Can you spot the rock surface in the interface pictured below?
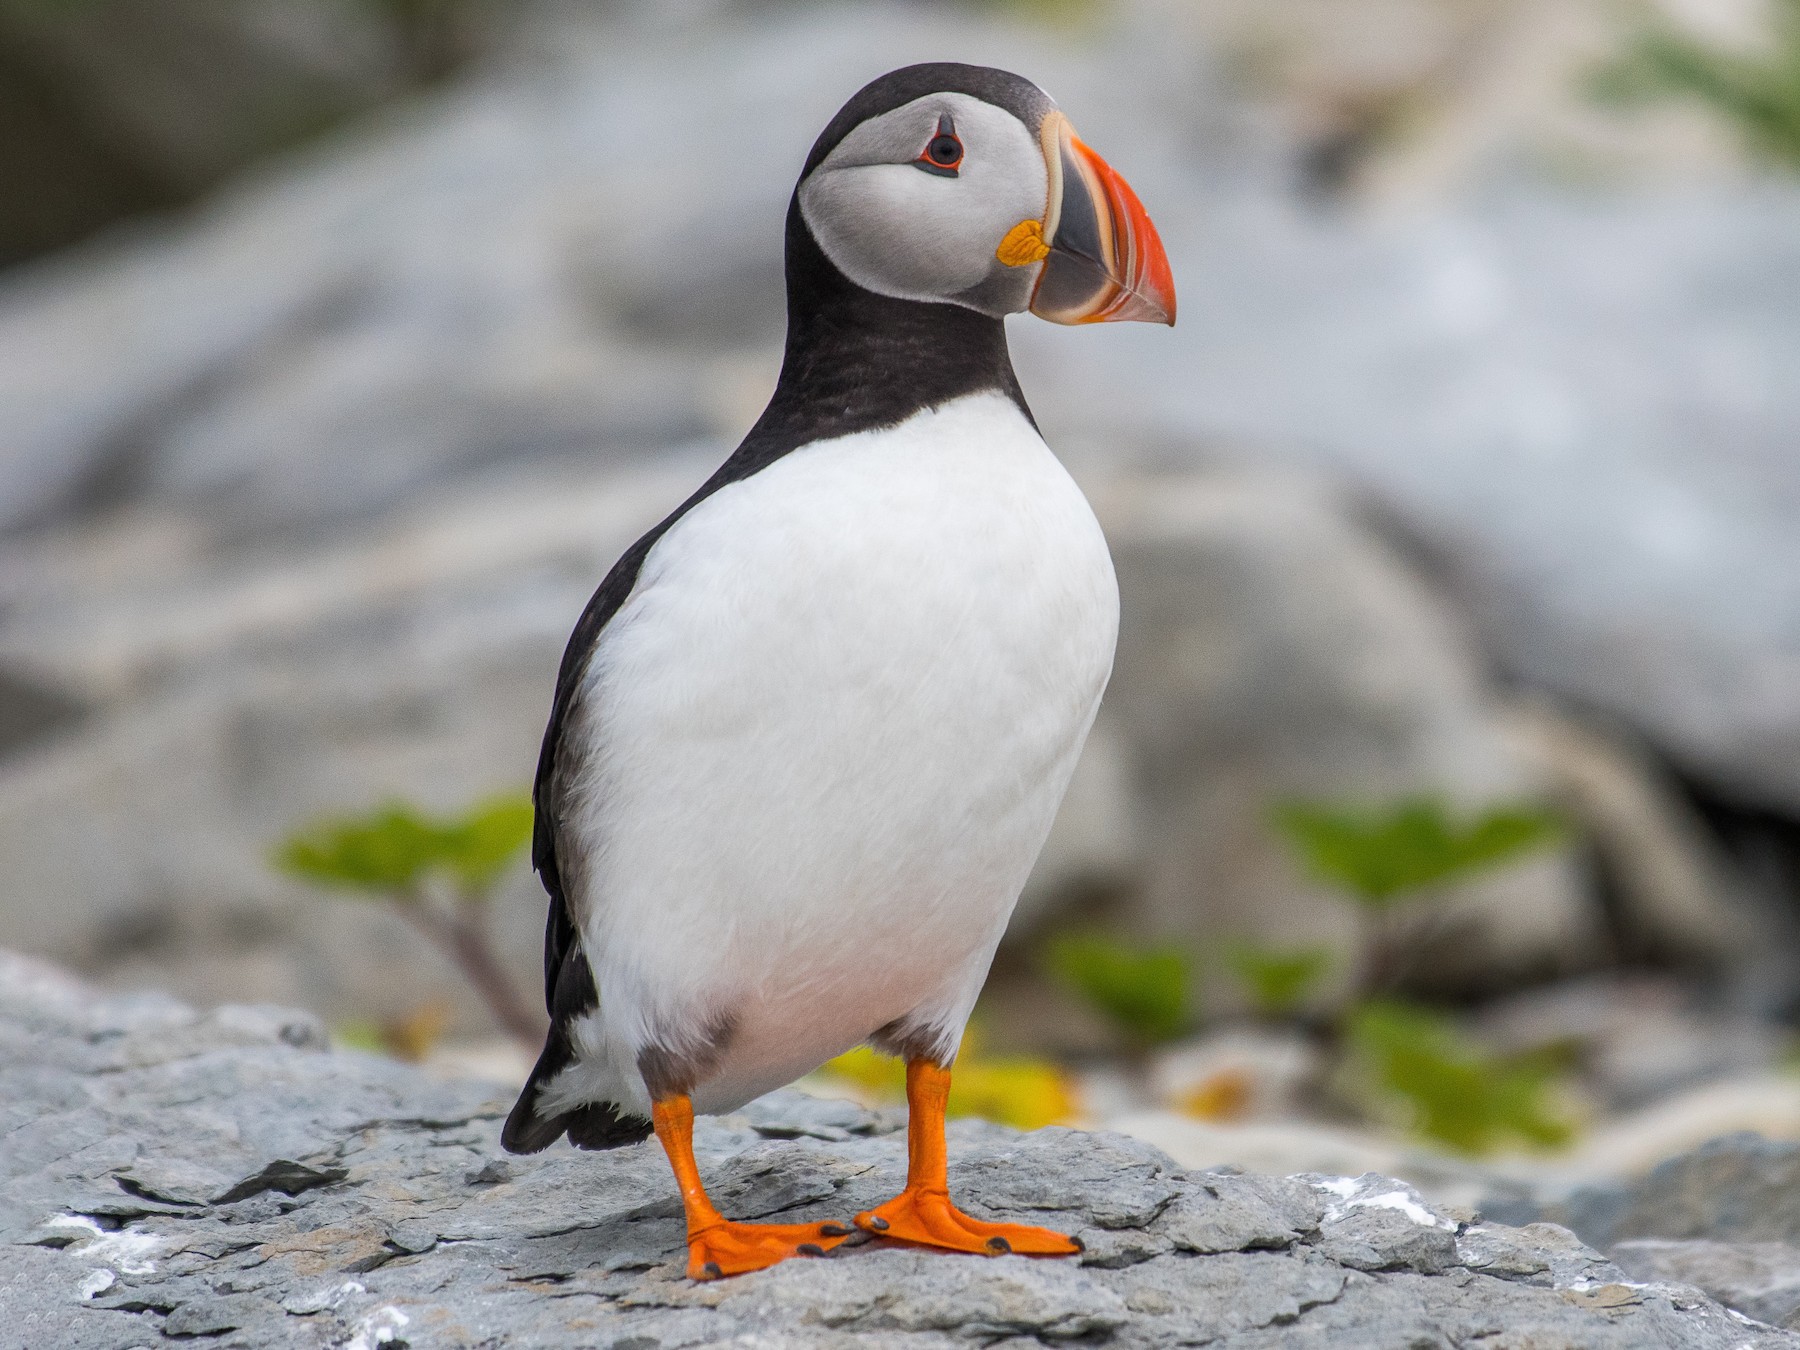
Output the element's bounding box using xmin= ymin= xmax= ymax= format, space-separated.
xmin=1512 ymin=1131 xmax=1800 ymax=1253
xmin=4 ymin=950 xmax=1794 ymax=1349
xmin=1613 ymin=1239 xmax=1800 ymax=1330
xmin=1485 ymin=1132 xmax=1800 ymax=1334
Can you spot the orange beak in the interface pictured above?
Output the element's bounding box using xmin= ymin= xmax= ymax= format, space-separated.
xmin=1029 ymin=111 xmax=1176 ymax=326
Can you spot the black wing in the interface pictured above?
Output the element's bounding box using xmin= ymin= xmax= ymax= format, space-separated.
xmin=501 ymin=527 xmax=669 ymax=1153
xmin=500 ymin=449 xmax=769 ymax=1153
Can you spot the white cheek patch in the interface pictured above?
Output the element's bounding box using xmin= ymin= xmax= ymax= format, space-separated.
xmin=799 ymin=92 xmax=1048 ymax=313
xmin=804 ymin=163 xmax=996 ymax=300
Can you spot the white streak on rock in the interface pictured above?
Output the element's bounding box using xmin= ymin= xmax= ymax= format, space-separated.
xmin=46 ymin=1214 xmax=165 ymax=1275
xmin=78 ymin=1268 xmax=115 ymax=1299
xmin=343 ymin=1304 xmax=410 ymax=1350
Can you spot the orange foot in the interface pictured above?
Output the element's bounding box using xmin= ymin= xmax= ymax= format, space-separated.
xmin=685 ymin=1218 xmax=852 ymax=1280
xmin=854 ymin=1186 xmax=1082 ymax=1257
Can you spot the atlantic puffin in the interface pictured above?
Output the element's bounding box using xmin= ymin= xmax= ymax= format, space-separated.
xmin=502 ymin=62 xmax=1175 ymax=1280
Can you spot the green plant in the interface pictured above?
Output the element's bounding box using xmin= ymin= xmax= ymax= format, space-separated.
xmin=1043 ymin=932 xmax=1194 ymax=1047
xmin=1344 ymin=1001 xmax=1575 ymax=1156
xmin=1592 ymin=0 xmax=1800 ymax=168
xmin=1272 ymin=797 xmax=1564 ymax=907
xmin=1224 ymin=941 xmax=1333 ymax=1019
xmin=275 ymin=793 xmax=542 ymax=1048
xmin=1271 ymin=795 xmax=1564 ymax=995
xmin=1263 ymin=794 xmax=1579 ymax=1151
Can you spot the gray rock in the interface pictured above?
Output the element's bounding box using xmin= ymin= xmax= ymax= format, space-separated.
xmin=2 ymin=952 xmax=1792 ymax=1350
xmin=1498 ymin=704 xmax=1761 ymax=970
xmin=1156 ymin=1172 xmax=1322 ymax=1255
xmin=1492 ymin=1132 xmax=1800 ymax=1261
xmin=1609 ymin=1133 xmax=1800 ymax=1248
xmin=1303 ymin=1174 xmax=1463 ymax=1275
xmin=0 ymin=4 xmax=935 ymax=537
xmin=1317 ymin=1206 xmax=1460 ymax=1277
xmin=1473 ymin=975 xmax=1786 ymax=1114
xmin=1093 ymin=472 xmax=1597 ymax=994
xmin=1017 ymin=179 xmax=1800 ymax=819
xmin=1614 ymin=1239 xmax=1800 ymax=1329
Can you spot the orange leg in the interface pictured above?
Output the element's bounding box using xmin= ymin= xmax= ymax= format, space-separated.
xmin=853 ymin=1059 xmax=1083 ymax=1256
xmin=652 ymin=1095 xmax=851 ymax=1280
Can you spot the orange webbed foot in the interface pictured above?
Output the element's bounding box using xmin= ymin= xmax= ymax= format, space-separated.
xmin=853 ymin=1186 xmax=1082 ymax=1257
xmin=685 ymin=1218 xmax=853 ymax=1280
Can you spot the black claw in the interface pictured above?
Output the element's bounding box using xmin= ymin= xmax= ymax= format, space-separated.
xmin=702 ymin=1261 xmax=723 ymax=1280
xmin=868 ymin=1216 xmax=890 ymax=1232
xmin=985 ymin=1236 xmax=1012 ymax=1255
xmin=796 ymin=1243 xmax=825 ymax=1257
xmin=1069 ymin=1235 xmax=1086 ymax=1252
xmin=819 ymin=1223 xmax=851 ymax=1237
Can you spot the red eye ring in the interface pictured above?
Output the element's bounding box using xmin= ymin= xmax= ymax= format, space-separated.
xmin=923 ymin=133 xmax=962 ymax=168
xmin=916 ymin=114 xmax=962 ymax=176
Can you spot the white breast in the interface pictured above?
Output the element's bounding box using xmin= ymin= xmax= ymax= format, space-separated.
xmin=557 ymin=390 xmax=1118 ymax=1116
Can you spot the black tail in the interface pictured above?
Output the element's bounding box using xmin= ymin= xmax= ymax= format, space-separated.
xmin=501 ymin=841 xmax=652 ymax=1153
xmin=499 ymin=927 xmax=652 ymax=1153
xmin=501 ymin=1041 xmax=652 ymax=1154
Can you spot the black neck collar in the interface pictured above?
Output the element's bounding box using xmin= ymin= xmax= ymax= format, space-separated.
xmin=716 ymin=199 xmax=1033 ymax=480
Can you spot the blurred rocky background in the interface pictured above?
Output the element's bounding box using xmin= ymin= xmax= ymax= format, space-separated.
xmin=2 ymin=0 xmax=1799 ymax=1223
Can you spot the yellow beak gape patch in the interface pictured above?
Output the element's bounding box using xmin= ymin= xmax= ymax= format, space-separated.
xmin=996 ymin=219 xmax=1051 ymax=267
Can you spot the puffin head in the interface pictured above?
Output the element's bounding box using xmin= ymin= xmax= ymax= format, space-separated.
xmin=794 ymin=63 xmax=1175 ymax=327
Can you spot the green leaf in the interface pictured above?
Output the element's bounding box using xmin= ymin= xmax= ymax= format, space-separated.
xmin=1345 ymin=1000 xmax=1574 ymax=1156
xmin=439 ymin=793 xmax=535 ymax=896
xmin=1043 ymin=932 xmax=1193 ymax=1045
xmin=273 ymin=803 xmax=445 ymax=893
xmin=1590 ymin=1 xmax=1800 ymax=169
xmin=1224 ymin=941 xmax=1333 ymax=1018
xmin=273 ymin=792 xmax=534 ymax=898
xmin=1269 ymin=796 xmax=1565 ymax=907
xmin=328 ymin=1020 xmax=390 ymax=1055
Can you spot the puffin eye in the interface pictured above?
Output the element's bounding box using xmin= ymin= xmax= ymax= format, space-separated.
xmin=916 ymin=115 xmax=962 ymax=177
